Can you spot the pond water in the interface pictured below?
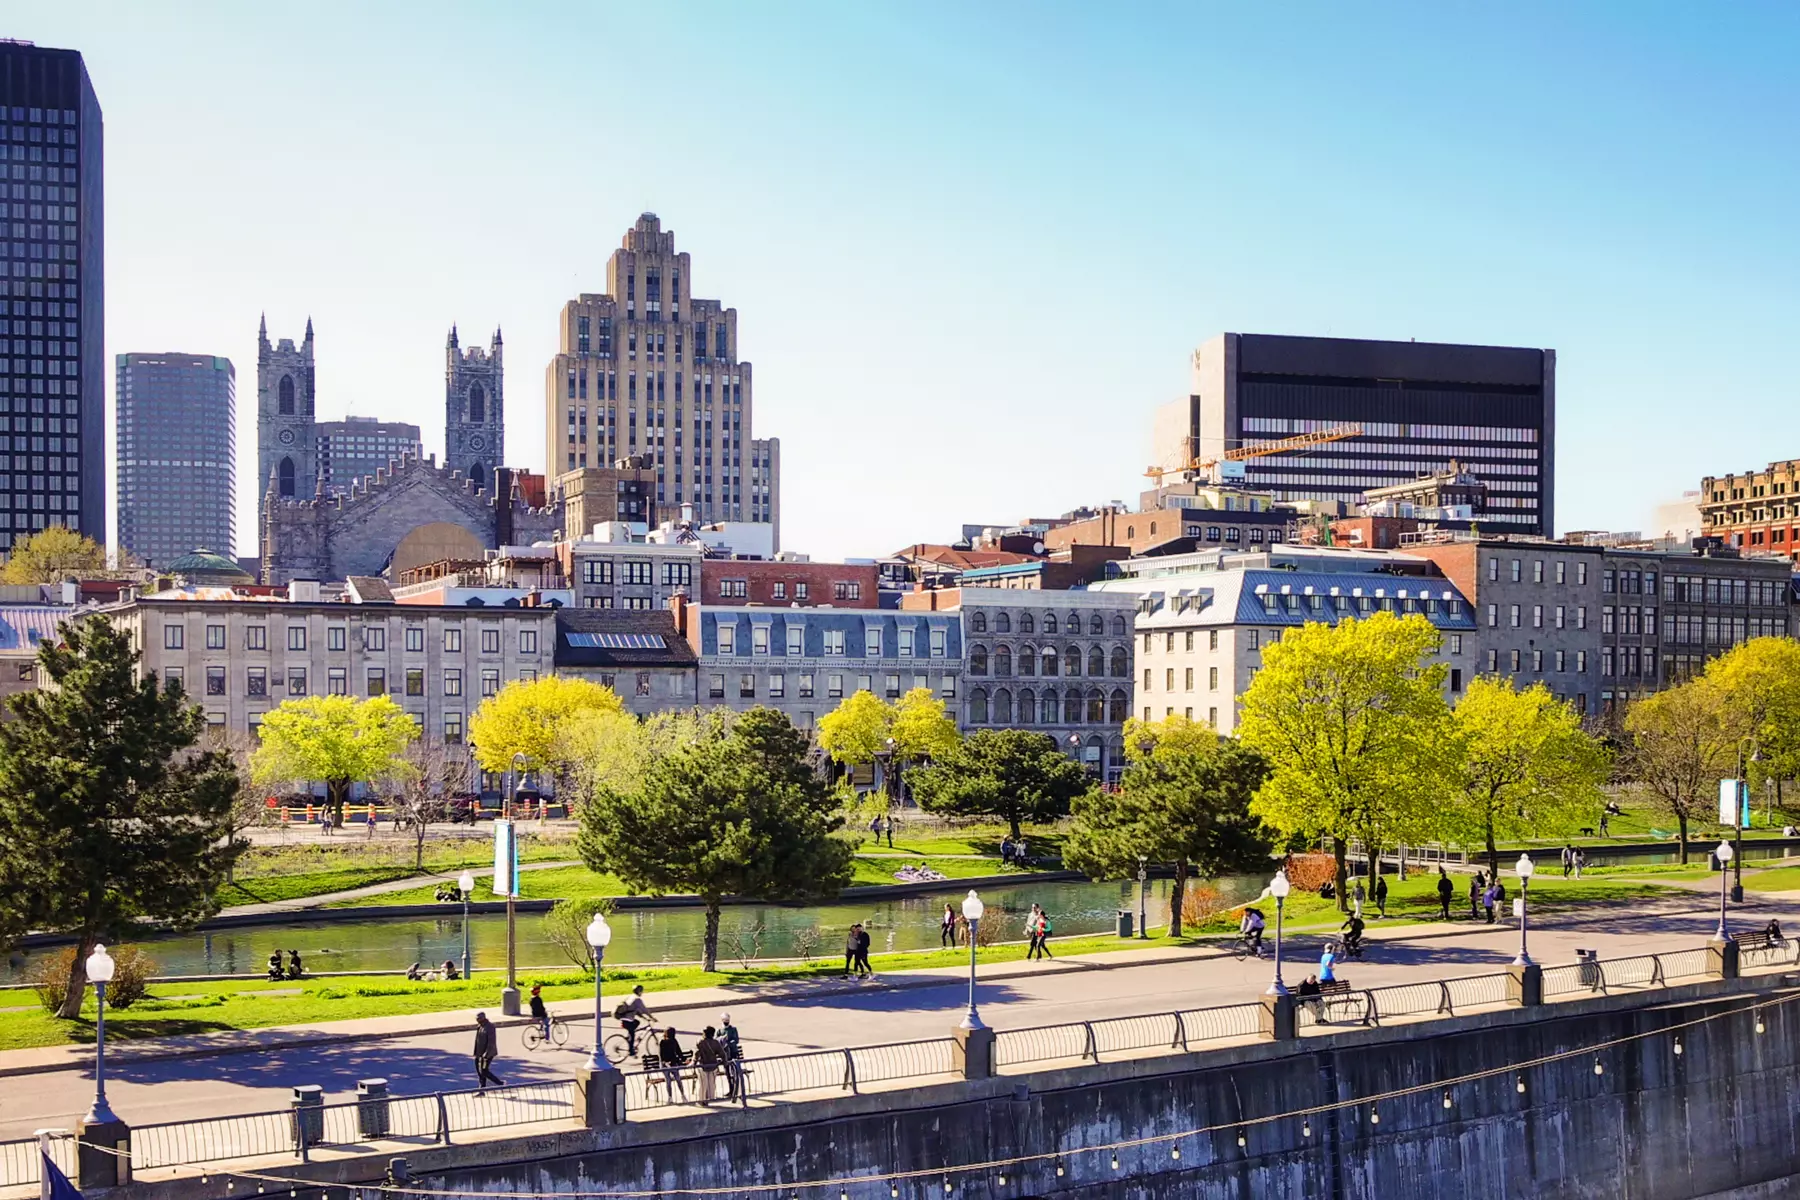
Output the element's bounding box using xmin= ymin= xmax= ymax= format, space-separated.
xmin=0 ymin=875 xmax=1272 ymax=984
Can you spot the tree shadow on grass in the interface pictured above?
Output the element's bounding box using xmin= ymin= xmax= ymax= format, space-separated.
xmin=57 ymin=1017 xmax=241 ymax=1045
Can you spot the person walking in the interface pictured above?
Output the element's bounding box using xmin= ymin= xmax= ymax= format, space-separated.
xmin=1436 ymin=867 xmax=1454 ymax=921
xmin=366 ymin=807 xmax=378 ymax=838
xmin=842 ymin=925 xmax=860 ymax=978
xmin=1351 ymin=877 xmax=1365 ymax=919
xmin=1000 ymin=835 xmax=1015 ymax=868
xmin=1016 ymin=837 xmax=1030 ymax=868
xmin=694 ymin=1025 xmax=724 ymax=1104
xmin=1561 ymin=845 xmax=1573 ymax=878
xmin=1468 ymin=871 xmax=1485 ymax=920
xmin=1034 ymin=908 xmax=1053 ymax=958
xmin=1482 ymin=880 xmax=1498 ymax=924
xmin=853 ymin=923 xmax=874 ymax=976
xmin=941 ymin=903 xmax=958 ymax=948
xmin=1573 ymin=848 xmax=1586 ymax=879
xmin=1373 ymin=874 xmax=1388 ymax=919
xmin=720 ymin=1013 xmax=744 ymax=1099
xmin=1319 ymin=941 xmax=1338 ymax=984
xmin=473 ymin=1013 xmax=505 ymax=1093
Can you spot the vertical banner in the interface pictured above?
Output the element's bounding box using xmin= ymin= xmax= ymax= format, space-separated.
xmin=493 ymin=819 xmax=518 ymax=898
xmin=1719 ymin=779 xmax=1742 ymax=827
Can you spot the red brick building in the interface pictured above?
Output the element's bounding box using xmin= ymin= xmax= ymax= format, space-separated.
xmin=1700 ymin=460 xmax=1800 ymax=561
xmin=696 ymin=559 xmax=879 ymax=608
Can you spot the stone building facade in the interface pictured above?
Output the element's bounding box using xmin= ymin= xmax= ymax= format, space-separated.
xmin=1699 ymin=460 xmax=1800 ymax=562
xmin=552 ymin=609 xmax=696 ymax=716
xmin=256 ymin=317 xmax=319 ymax=523
xmin=446 ymin=327 xmax=504 ymax=485
xmin=543 ymin=213 xmax=782 ymax=549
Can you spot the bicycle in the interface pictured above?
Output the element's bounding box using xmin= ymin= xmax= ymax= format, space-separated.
xmin=603 ymin=1031 xmax=635 ymax=1062
xmin=1230 ymin=933 xmax=1265 ymax=962
xmin=522 ymin=1016 xmax=571 ymax=1052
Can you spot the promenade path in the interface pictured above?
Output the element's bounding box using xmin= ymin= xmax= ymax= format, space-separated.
xmin=4 ymin=888 xmax=1798 ymax=1141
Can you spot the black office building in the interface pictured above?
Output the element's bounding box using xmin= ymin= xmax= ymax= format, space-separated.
xmin=1157 ymin=334 xmax=1556 ymax=536
xmin=0 ymin=41 xmax=103 ymax=552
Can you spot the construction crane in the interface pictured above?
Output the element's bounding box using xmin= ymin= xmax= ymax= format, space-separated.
xmin=1145 ymin=423 xmax=1364 ymax=484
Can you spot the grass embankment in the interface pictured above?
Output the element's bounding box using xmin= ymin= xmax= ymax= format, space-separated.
xmin=1743 ymin=866 xmax=1800 ymax=892
xmin=0 ymin=873 xmax=1684 ymax=1053
xmin=216 ymin=833 xmax=583 ymax=909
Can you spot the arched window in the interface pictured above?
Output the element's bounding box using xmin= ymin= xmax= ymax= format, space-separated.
xmin=1063 ymin=647 xmax=1080 ymax=677
xmin=278 ymin=375 xmax=295 ymax=415
xmin=969 ymin=645 xmax=988 ymax=675
xmin=996 ymin=612 xmax=1012 ymax=633
xmin=1018 ymin=689 xmax=1035 ymax=725
xmin=1111 ymin=615 xmax=1127 ymax=636
xmin=1068 ymin=612 xmax=1083 ymax=632
xmin=278 ymin=456 xmax=296 ymax=497
xmin=1127 ymin=525 xmax=1135 ymax=539
xmin=470 ymin=461 xmax=487 ymax=487
xmin=1044 ymin=613 xmax=1058 ymax=634
xmin=1110 ymin=647 xmax=1129 ymax=677
xmin=469 ymin=384 xmax=486 ymax=425
xmin=1150 ymin=521 xmax=1157 ymax=535
xmin=995 ymin=645 xmax=1013 ymax=676
xmin=995 ymin=689 xmax=1014 ymax=723
xmin=1089 ymin=614 xmax=1104 ymax=635
xmin=970 ymin=611 xmax=988 ymax=633
xmin=1039 ymin=690 xmax=1058 ymax=724
xmin=1088 ymin=646 xmax=1105 ymax=676
xmin=1018 ymin=645 xmax=1036 ymax=677
xmin=1064 ymin=690 xmax=1083 ymax=723
xmin=1019 ymin=613 xmax=1035 ymax=634
xmin=1109 ymin=688 xmax=1129 ymax=722
xmin=1041 ymin=647 xmax=1059 ymax=676
xmin=970 ymin=688 xmax=989 ymax=724
xmin=1087 ymin=688 xmax=1105 ymax=723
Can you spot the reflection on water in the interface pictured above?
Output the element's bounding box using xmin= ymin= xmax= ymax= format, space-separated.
xmin=0 ymin=876 xmax=1271 ymax=983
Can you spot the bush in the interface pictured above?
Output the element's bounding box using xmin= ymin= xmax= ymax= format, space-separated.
xmin=1179 ymin=884 xmax=1229 ymax=929
xmin=1282 ymin=854 xmax=1337 ymax=894
xmin=27 ymin=945 xmax=158 ymax=1013
xmin=542 ymin=897 xmax=614 ymax=972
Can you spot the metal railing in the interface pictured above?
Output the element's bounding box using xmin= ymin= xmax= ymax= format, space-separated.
xmin=1542 ymin=947 xmax=1725 ymax=1001
xmin=0 ymin=1134 xmax=75 ymax=1190
xmin=995 ymin=1002 xmax=1264 ymax=1069
xmin=622 ymin=1039 xmax=959 ymax=1113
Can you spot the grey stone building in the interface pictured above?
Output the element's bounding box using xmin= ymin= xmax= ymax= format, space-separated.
xmin=446 ymin=326 xmax=503 ymax=484
xmin=0 ymin=42 xmax=105 ymax=551
xmin=256 ymin=316 xmax=319 ymax=522
xmin=553 ymin=609 xmax=696 ymax=716
xmin=115 ymin=352 xmax=236 ymax=565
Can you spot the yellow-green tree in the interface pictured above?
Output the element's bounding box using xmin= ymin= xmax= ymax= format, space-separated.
xmin=1237 ymin=611 xmax=1448 ymax=907
xmin=558 ymin=706 xmax=729 ymax=808
xmin=1624 ymin=677 xmax=1736 ymax=862
xmin=251 ymin=694 xmax=419 ymax=821
xmin=1701 ymin=638 xmax=1800 ymax=812
xmin=469 ymin=675 xmax=623 ymax=785
xmin=1442 ymin=677 xmax=1610 ymax=875
xmin=889 ymin=687 xmax=961 ymax=762
xmin=817 ymin=690 xmax=890 ymax=768
xmin=1 ymin=525 xmax=108 ymax=584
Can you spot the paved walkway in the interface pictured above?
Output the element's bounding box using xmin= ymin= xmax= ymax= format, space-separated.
xmin=7 ymin=889 xmax=1800 ymax=1141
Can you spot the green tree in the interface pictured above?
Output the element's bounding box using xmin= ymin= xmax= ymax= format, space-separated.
xmin=251 ymin=694 xmax=419 ymax=823
xmin=0 ymin=615 xmax=243 ymax=1018
xmin=559 ymin=706 xmax=730 ymax=808
xmin=469 ymin=675 xmax=624 ymax=791
xmin=889 ymin=687 xmax=961 ymax=762
xmin=908 ymin=728 xmax=1092 ymax=840
xmin=1624 ymin=678 xmax=1736 ymax=862
xmin=817 ymin=690 xmax=890 ymax=769
xmin=1702 ymin=637 xmax=1800 ymax=810
xmin=576 ymin=706 xmax=853 ymax=970
xmin=1237 ymin=611 xmax=1448 ymax=908
xmin=0 ymin=525 xmax=109 ymax=584
xmin=1065 ymin=715 xmax=1270 ymax=936
xmin=1442 ymin=677 xmax=1610 ymax=875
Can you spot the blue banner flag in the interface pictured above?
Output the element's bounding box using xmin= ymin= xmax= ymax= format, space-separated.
xmin=42 ymin=1151 xmax=82 ymax=1200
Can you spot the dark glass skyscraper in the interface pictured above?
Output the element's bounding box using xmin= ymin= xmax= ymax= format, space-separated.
xmin=0 ymin=41 xmax=103 ymax=553
xmin=116 ymin=353 xmax=236 ymax=566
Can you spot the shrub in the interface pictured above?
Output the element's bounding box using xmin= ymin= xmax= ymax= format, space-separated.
xmin=1282 ymin=853 xmax=1337 ymax=894
xmin=27 ymin=945 xmax=158 ymax=1013
xmin=1179 ymin=884 xmax=1229 ymax=929
xmin=542 ymin=897 xmax=615 ymax=972
xmin=790 ymin=924 xmax=823 ymax=963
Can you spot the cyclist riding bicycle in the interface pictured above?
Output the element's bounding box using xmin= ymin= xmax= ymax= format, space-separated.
xmin=1340 ymin=914 xmax=1366 ymax=957
xmin=529 ymin=984 xmax=550 ymax=1041
xmin=1239 ymin=907 xmax=1266 ymax=957
xmin=614 ymin=985 xmax=654 ymax=1055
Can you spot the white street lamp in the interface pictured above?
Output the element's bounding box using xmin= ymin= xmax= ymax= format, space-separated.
xmin=1715 ymin=840 xmax=1735 ymax=941
xmin=458 ymin=870 xmax=476 ymax=979
xmin=1514 ymin=854 xmax=1536 ymax=966
xmin=586 ymin=913 xmax=614 ymax=1069
xmin=960 ymin=890 xmax=986 ymax=1030
xmin=84 ymin=944 xmax=119 ymax=1125
xmin=1268 ymin=871 xmax=1292 ymax=996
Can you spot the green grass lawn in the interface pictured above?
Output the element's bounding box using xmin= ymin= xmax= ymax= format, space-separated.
xmin=218 ymin=867 xmax=419 ymax=908
xmin=1743 ymin=866 xmax=1800 ymax=892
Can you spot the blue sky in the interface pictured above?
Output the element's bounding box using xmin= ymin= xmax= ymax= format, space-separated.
xmin=13 ymin=1 xmax=1800 ymax=560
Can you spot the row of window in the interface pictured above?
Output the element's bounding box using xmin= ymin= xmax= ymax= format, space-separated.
xmin=1489 ymin=603 xmax=1590 ymax=631
xmin=1662 ymin=615 xmax=1789 ymax=645
xmin=704 ymin=672 xmax=956 ymax=702
xmin=1484 ymin=648 xmax=1593 ymax=675
xmin=1659 ymin=575 xmax=1785 ymax=606
xmin=206 ymin=709 xmax=470 ymax=744
xmin=162 ymin=622 xmax=538 ymax=655
xmin=1243 ymin=418 xmax=1541 ymax=443
xmin=969 ymin=645 xmax=1130 ymax=677
xmin=715 ymin=624 xmax=948 ymax=657
xmin=1488 ymin=556 xmax=1592 ymax=586
xmin=580 ymin=559 xmax=681 ymax=586
xmin=967 ymin=611 xmax=1130 ymax=636
xmin=172 ymin=665 xmax=527 ymax=699
xmin=1266 ymin=592 xmax=1465 ymax=619
xmin=969 ymin=687 xmax=1129 ymax=726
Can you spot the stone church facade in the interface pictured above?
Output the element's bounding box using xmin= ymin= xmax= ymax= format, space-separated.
xmin=258 ymin=318 xmax=560 ymax=585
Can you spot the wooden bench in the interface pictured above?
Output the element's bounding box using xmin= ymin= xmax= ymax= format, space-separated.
xmin=640 ymin=1050 xmax=700 ymax=1100
xmin=1737 ymin=930 xmax=1789 ymax=966
xmin=1303 ymin=979 xmax=1369 ymax=1025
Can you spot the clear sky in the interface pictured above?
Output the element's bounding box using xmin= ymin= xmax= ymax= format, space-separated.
xmin=12 ymin=1 xmax=1800 ymax=561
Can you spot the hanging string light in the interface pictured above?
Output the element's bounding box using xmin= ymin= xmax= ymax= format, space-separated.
xmin=1442 ymin=1090 xmax=1453 ymax=1109
xmin=1593 ymin=1056 xmax=1605 ymax=1076
xmin=1673 ymin=1037 xmax=1684 ymax=1056
xmin=1369 ymin=1104 xmax=1380 ymax=1125
xmin=1302 ymin=1118 xmax=1312 ymax=1139
xmin=1516 ymin=1074 xmax=1527 ymax=1094
xmin=1054 ymin=1158 xmax=1066 ymax=1178
xmin=1236 ymin=1129 xmax=1247 ymax=1148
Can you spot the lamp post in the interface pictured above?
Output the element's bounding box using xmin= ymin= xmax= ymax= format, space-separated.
xmin=585 ymin=913 xmax=613 ymax=1070
xmin=1732 ymin=739 xmax=1760 ymax=903
xmin=1136 ymin=855 xmax=1149 ymax=939
xmin=1715 ymin=839 xmax=1735 ymax=941
xmin=502 ymin=751 xmax=528 ymax=1015
xmin=960 ymin=889 xmax=985 ymax=1030
xmin=1268 ymin=871 xmax=1291 ymax=996
xmin=458 ymin=870 xmax=476 ymax=980
xmin=1513 ymin=854 xmax=1536 ymax=967
xmin=882 ymin=736 xmax=899 ymax=847
xmin=83 ymin=945 xmax=118 ymax=1126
